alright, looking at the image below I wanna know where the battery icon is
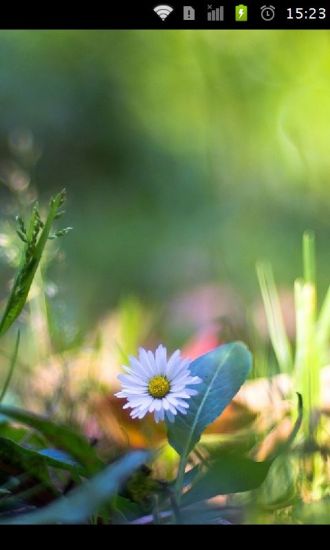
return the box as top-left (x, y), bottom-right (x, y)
top-left (235, 4), bottom-right (248, 21)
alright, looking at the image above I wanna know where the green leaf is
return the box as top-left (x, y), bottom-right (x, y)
top-left (166, 342), bottom-right (252, 457)
top-left (0, 437), bottom-right (57, 493)
top-left (256, 262), bottom-right (293, 373)
top-left (181, 465), bottom-right (201, 488)
top-left (0, 190), bottom-right (68, 338)
top-left (0, 405), bottom-right (103, 474)
top-left (182, 453), bottom-right (272, 506)
top-left (0, 424), bottom-right (46, 447)
top-left (110, 495), bottom-right (145, 524)
top-left (0, 331), bottom-right (20, 403)
top-left (35, 449), bottom-right (85, 475)
top-left (293, 498), bottom-right (330, 524)
top-left (0, 450), bottom-right (150, 524)
top-left (256, 454), bottom-right (297, 510)
top-left (0, 438), bottom-right (86, 483)
top-left (317, 284), bottom-right (330, 361)
top-left (197, 431), bottom-right (258, 458)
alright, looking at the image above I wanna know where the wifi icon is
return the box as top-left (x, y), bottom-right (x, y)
top-left (153, 4), bottom-right (174, 21)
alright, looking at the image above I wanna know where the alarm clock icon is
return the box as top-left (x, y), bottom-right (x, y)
top-left (260, 5), bottom-right (275, 21)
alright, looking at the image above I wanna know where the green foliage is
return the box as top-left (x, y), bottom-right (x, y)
top-left (293, 498), bottom-right (330, 524)
top-left (0, 193), bottom-right (309, 523)
top-left (0, 436), bottom-right (59, 494)
top-left (0, 331), bottom-right (20, 403)
top-left (256, 262), bottom-right (293, 373)
top-left (182, 454), bottom-right (272, 507)
top-left (166, 342), bottom-right (252, 504)
top-left (0, 405), bottom-right (103, 474)
top-left (0, 424), bottom-right (46, 447)
top-left (179, 394), bottom-right (302, 520)
top-left (0, 189), bottom-right (71, 338)
top-left (167, 342), bottom-right (252, 457)
top-left (257, 232), bottom-right (330, 440)
top-left (0, 450), bottom-right (150, 524)
top-left (255, 455), bottom-right (297, 511)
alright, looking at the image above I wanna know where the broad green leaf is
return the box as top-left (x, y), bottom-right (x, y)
top-left (255, 454), bottom-right (297, 510)
top-left (197, 432), bottom-right (258, 458)
top-left (166, 342), bottom-right (252, 457)
top-left (0, 405), bottom-right (103, 474)
top-left (182, 453), bottom-right (272, 506)
top-left (181, 465), bottom-right (200, 488)
top-left (0, 450), bottom-right (150, 524)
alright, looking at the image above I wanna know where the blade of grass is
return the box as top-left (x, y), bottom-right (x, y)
top-left (0, 190), bottom-right (67, 338)
top-left (303, 232), bottom-right (316, 284)
top-left (294, 232), bottom-right (319, 438)
top-left (0, 450), bottom-right (150, 524)
top-left (0, 331), bottom-right (20, 403)
top-left (256, 262), bottom-right (293, 374)
top-left (0, 405), bottom-right (104, 474)
top-left (316, 284), bottom-right (330, 363)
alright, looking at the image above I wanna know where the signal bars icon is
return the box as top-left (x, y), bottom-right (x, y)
top-left (153, 5), bottom-right (174, 21)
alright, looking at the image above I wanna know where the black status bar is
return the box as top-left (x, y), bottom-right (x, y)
top-left (0, 3), bottom-right (329, 29)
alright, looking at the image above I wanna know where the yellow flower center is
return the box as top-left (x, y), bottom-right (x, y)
top-left (148, 375), bottom-right (170, 398)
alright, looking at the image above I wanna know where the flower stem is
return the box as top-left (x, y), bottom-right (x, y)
top-left (174, 454), bottom-right (187, 504)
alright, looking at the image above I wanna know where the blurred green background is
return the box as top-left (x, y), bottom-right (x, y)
top-left (0, 30), bottom-right (329, 333)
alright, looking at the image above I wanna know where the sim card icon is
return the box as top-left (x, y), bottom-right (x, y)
top-left (235, 4), bottom-right (248, 21)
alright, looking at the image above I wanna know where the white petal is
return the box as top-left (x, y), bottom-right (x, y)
top-left (166, 410), bottom-right (176, 422)
top-left (167, 358), bottom-right (189, 380)
top-left (115, 391), bottom-right (127, 398)
top-left (167, 395), bottom-right (190, 408)
top-left (122, 393), bottom-right (149, 402)
top-left (132, 397), bottom-right (153, 414)
top-left (175, 398), bottom-right (190, 408)
top-left (161, 398), bottom-right (170, 410)
top-left (154, 408), bottom-right (165, 422)
top-left (165, 350), bottom-right (181, 377)
top-left (166, 401), bottom-right (177, 415)
top-left (118, 374), bottom-right (147, 387)
top-left (129, 356), bottom-right (150, 378)
top-left (176, 405), bottom-right (188, 415)
top-left (187, 376), bottom-right (203, 385)
top-left (154, 399), bottom-right (162, 411)
top-left (147, 351), bottom-right (158, 375)
top-left (117, 387), bottom-right (148, 396)
top-left (155, 345), bottom-right (167, 375)
top-left (138, 348), bottom-right (156, 375)
top-left (170, 391), bottom-right (192, 399)
top-left (148, 399), bottom-right (157, 412)
top-left (171, 359), bottom-right (190, 380)
top-left (185, 388), bottom-right (199, 396)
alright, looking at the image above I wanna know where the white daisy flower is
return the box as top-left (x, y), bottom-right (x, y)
top-left (115, 344), bottom-right (202, 423)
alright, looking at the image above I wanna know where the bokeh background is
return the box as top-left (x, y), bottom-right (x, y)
top-left (0, 31), bottom-right (330, 521)
top-left (0, 29), bottom-right (329, 363)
